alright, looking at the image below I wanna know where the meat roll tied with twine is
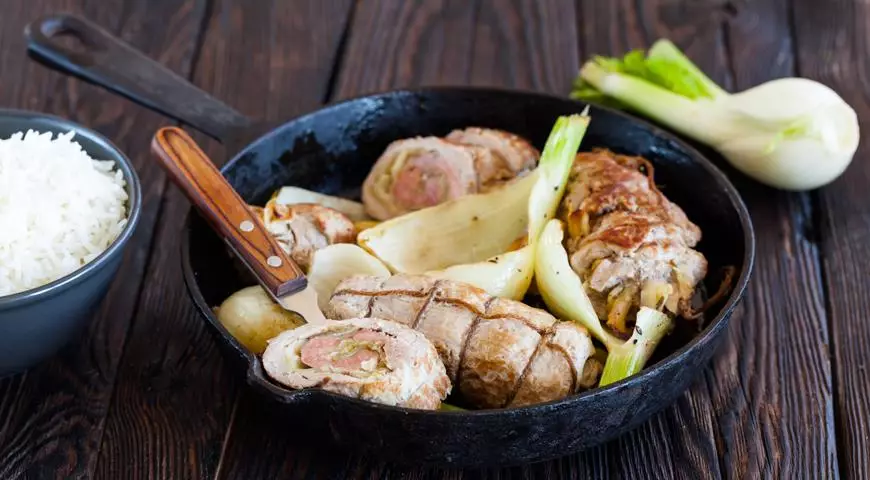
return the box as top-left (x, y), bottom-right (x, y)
top-left (326, 274), bottom-right (601, 409)
top-left (263, 317), bottom-right (451, 410)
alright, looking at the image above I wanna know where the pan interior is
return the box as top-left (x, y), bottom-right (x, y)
top-left (186, 88), bottom-right (748, 385)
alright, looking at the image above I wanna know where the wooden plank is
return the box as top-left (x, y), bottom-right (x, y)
top-left (89, 1), bottom-right (355, 478)
top-left (334, 0), bottom-right (479, 95)
top-left (579, 0), bottom-right (838, 477)
top-left (468, 0), bottom-right (579, 92)
top-left (0, 1), bottom-right (206, 478)
top-left (791, 0), bottom-right (870, 476)
top-left (334, 0), bottom-right (579, 94)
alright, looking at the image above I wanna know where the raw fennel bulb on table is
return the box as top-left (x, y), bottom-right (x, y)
top-left (572, 39), bottom-right (859, 190)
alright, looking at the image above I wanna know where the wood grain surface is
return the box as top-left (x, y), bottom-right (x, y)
top-left (577, 0), bottom-right (837, 478)
top-left (791, 0), bottom-right (870, 477)
top-left (0, 1), bottom-right (205, 478)
top-left (0, 0), bottom-right (865, 478)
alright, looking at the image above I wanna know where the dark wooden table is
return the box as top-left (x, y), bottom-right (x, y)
top-left (1, 0), bottom-right (867, 478)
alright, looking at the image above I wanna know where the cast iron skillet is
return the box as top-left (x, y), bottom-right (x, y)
top-left (26, 14), bottom-right (755, 467)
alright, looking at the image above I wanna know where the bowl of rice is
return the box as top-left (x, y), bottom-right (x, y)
top-left (0, 109), bottom-right (141, 376)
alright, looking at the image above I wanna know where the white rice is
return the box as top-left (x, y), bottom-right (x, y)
top-left (0, 130), bottom-right (128, 296)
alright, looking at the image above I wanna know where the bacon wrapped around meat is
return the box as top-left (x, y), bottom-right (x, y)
top-left (558, 149), bottom-right (708, 335)
top-left (362, 128), bottom-right (538, 220)
top-left (326, 274), bottom-right (600, 409)
top-left (262, 317), bottom-right (450, 410)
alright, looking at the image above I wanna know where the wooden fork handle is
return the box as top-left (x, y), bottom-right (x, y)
top-left (151, 127), bottom-right (306, 297)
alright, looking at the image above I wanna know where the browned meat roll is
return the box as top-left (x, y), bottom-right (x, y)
top-left (362, 137), bottom-right (484, 220)
top-left (262, 317), bottom-right (451, 410)
top-left (445, 127), bottom-right (539, 184)
top-left (362, 130), bottom-right (538, 220)
top-left (326, 274), bottom-right (599, 409)
top-left (560, 148), bottom-right (699, 244)
top-left (558, 149), bottom-right (707, 335)
top-left (260, 201), bottom-right (356, 271)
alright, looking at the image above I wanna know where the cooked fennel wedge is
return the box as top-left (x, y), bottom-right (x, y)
top-left (535, 219), bottom-right (673, 385)
top-left (423, 113), bottom-right (591, 298)
top-left (426, 247), bottom-right (534, 300)
top-left (358, 171), bottom-right (537, 273)
top-left (307, 244), bottom-right (391, 311)
top-left (271, 186), bottom-right (371, 221)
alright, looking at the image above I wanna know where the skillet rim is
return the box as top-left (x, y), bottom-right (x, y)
top-left (180, 85), bottom-right (756, 417)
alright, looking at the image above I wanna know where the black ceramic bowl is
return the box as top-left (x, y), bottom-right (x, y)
top-left (180, 89), bottom-right (755, 467)
top-left (0, 110), bottom-right (141, 377)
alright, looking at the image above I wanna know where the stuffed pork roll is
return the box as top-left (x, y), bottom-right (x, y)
top-left (362, 137), bottom-right (485, 220)
top-left (558, 149), bottom-right (708, 335)
top-left (262, 317), bottom-right (451, 410)
top-left (259, 201), bottom-right (356, 271)
top-left (445, 127), bottom-right (539, 184)
top-left (326, 274), bottom-right (600, 409)
top-left (362, 129), bottom-right (538, 220)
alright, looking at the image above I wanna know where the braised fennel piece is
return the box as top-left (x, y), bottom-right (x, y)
top-left (572, 39), bottom-right (859, 190)
top-left (358, 172), bottom-right (536, 274)
top-left (218, 244), bottom-right (390, 353)
top-left (307, 244), bottom-right (391, 310)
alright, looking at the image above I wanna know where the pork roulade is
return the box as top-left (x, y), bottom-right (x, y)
top-left (445, 127), bottom-right (539, 183)
top-left (326, 274), bottom-right (599, 409)
top-left (259, 201), bottom-right (356, 271)
top-left (262, 317), bottom-right (451, 410)
top-left (558, 149), bottom-right (708, 335)
top-left (362, 129), bottom-right (538, 220)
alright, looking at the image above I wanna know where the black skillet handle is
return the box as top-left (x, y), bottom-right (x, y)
top-left (25, 14), bottom-right (251, 142)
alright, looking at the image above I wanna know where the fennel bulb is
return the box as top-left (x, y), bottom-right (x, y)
top-left (535, 219), bottom-right (673, 385)
top-left (573, 40), bottom-right (859, 190)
